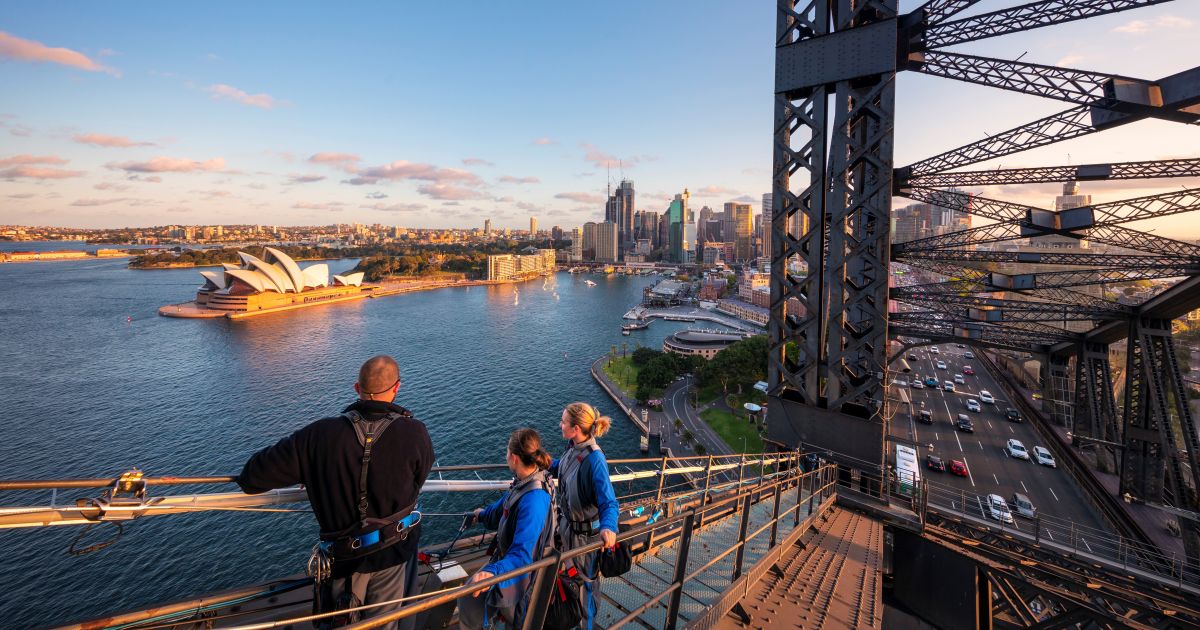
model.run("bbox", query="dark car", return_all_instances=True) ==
[907,353,918,361]
[926,455,945,472]
[918,409,933,424]
[925,376,939,387]
[956,414,974,432]
[1005,408,1022,423]
[949,459,968,477]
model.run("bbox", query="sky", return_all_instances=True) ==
[0,1,1198,234]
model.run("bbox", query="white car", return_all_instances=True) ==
[966,399,981,412]
[979,390,995,404]
[930,347,939,354]
[1033,446,1056,468]
[1006,439,1030,460]
[986,494,1014,524]
[936,360,947,370]
[964,351,974,359]
[911,380,924,389]
[953,374,965,384]
[943,381,955,392]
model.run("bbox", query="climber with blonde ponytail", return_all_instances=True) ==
[458,428,555,629]
[550,402,620,629]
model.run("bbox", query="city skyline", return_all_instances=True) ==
[1,2,1198,236]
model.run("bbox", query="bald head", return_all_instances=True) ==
[356,355,400,401]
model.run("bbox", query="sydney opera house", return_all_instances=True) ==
[187,247,371,314]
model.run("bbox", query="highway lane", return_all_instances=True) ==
[898,343,1110,537]
[663,376,733,457]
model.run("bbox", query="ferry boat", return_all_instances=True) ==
[621,319,650,332]
[584,279,597,286]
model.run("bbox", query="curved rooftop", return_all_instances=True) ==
[199,248,363,296]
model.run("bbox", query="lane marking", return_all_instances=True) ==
[1080,537,1092,553]
[978,440,984,451]
[1020,480,1028,493]
[993,473,999,485]
[1049,487,1060,502]
[955,430,963,452]
[1008,425,1015,434]
[963,456,976,487]
[935,432,940,441]
[1046,529,1054,541]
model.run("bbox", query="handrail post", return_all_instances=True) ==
[794,468,805,526]
[647,455,669,550]
[758,452,767,487]
[665,512,696,630]
[521,555,561,630]
[769,481,782,548]
[735,453,746,512]
[732,494,753,581]
[697,454,714,528]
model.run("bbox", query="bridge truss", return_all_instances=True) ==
[767,0,1200,565]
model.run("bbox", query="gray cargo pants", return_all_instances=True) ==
[319,560,413,630]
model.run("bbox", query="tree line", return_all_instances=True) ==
[630,335,767,404]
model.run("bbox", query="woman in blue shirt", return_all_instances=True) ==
[552,402,620,630]
[459,428,554,629]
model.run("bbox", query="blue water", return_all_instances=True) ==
[0,253,709,626]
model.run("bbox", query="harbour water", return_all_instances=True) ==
[0,247,718,625]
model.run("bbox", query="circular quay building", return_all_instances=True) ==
[662,330,746,360]
[160,247,371,319]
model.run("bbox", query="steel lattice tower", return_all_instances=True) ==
[767,0,1200,563]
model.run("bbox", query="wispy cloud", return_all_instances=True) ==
[8,193,37,199]
[417,183,489,200]
[362,202,426,212]
[579,142,648,169]
[344,160,483,187]
[0,154,68,167]
[462,157,494,166]
[206,84,278,109]
[93,182,130,191]
[308,152,362,168]
[498,175,540,184]
[555,191,604,204]
[1054,54,1085,67]
[533,137,556,146]
[690,185,741,198]
[366,191,388,199]
[286,173,326,184]
[73,133,154,148]
[71,197,132,206]
[1113,15,1193,34]
[107,156,226,173]
[291,201,346,211]
[0,31,119,76]
[0,166,84,179]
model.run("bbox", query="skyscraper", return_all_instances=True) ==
[605,179,635,254]
[760,194,772,260]
[668,189,692,263]
[583,222,597,260]
[530,217,537,235]
[571,227,583,260]
[484,219,492,238]
[595,221,619,262]
[726,201,754,261]
[640,211,659,249]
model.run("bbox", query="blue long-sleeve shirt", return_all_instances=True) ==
[478,488,551,583]
[551,450,620,534]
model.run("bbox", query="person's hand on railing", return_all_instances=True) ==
[467,570,494,596]
[469,508,482,526]
[600,528,617,550]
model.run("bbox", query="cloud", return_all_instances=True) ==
[345,160,483,186]
[494,196,515,203]
[516,201,538,211]
[291,201,346,210]
[691,185,742,198]
[1113,16,1192,34]
[287,173,326,184]
[127,174,163,183]
[308,152,362,168]
[462,157,495,166]
[8,193,36,199]
[1055,54,1085,67]
[362,202,426,212]
[206,84,278,109]
[0,166,84,179]
[246,182,268,190]
[193,189,232,199]
[8,125,32,137]
[555,191,604,204]
[93,182,130,191]
[365,191,388,199]
[73,133,153,148]
[0,154,68,167]
[498,175,540,184]
[733,194,757,204]
[71,197,131,206]
[0,31,118,76]
[533,137,556,146]
[107,156,226,173]
[417,183,489,200]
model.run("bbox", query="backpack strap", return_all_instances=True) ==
[343,409,407,527]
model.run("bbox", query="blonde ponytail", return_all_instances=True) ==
[564,402,611,439]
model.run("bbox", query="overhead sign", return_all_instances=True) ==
[895,443,920,493]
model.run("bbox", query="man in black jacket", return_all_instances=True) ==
[238,355,434,627]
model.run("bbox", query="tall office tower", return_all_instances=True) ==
[668,189,692,263]
[725,201,754,261]
[551,225,563,241]
[761,194,773,260]
[571,227,583,260]
[698,206,713,243]
[484,219,492,238]
[632,210,643,240]
[583,222,597,260]
[604,179,635,253]
[595,221,619,262]
[530,217,537,236]
[641,211,659,248]
[658,212,670,252]
[1032,180,1091,249]
[891,204,927,243]
[704,219,724,243]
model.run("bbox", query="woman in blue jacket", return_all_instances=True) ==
[459,428,554,629]
[553,402,620,630]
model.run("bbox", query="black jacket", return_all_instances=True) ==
[237,399,435,576]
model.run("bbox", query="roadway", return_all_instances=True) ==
[895,343,1110,542]
[661,375,734,458]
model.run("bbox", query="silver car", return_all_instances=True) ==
[966,399,981,412]
[1010,493,1036,519]
[1033,446,1056,468]
[986,494,1014,524]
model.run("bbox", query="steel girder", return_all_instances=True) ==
[1119,318,1200,562]
[1072,342,1119,447]
[921,0,1175,49]
[905,157,1200,189]
[894,248,1195,269]
[913,0,983,25]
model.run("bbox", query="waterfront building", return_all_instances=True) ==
[716,298,769,327]
[194,247,366,313]
[663,330,745,360]
[605,179,635,252]
[642,279,688,307]
[739,269,769,301]
[571,227,583,261]
[640,210,659,249]
[595,221,619,263]
[486,249,557,281]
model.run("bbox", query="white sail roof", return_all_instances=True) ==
[224,269,272,293]
[333,272,365,287]
[265,247,306,293]
[248,259,295,293]
[199,271,226,290]
[302,263,329,288]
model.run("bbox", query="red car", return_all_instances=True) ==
[949,459,969,477]
[962,365,975,375]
